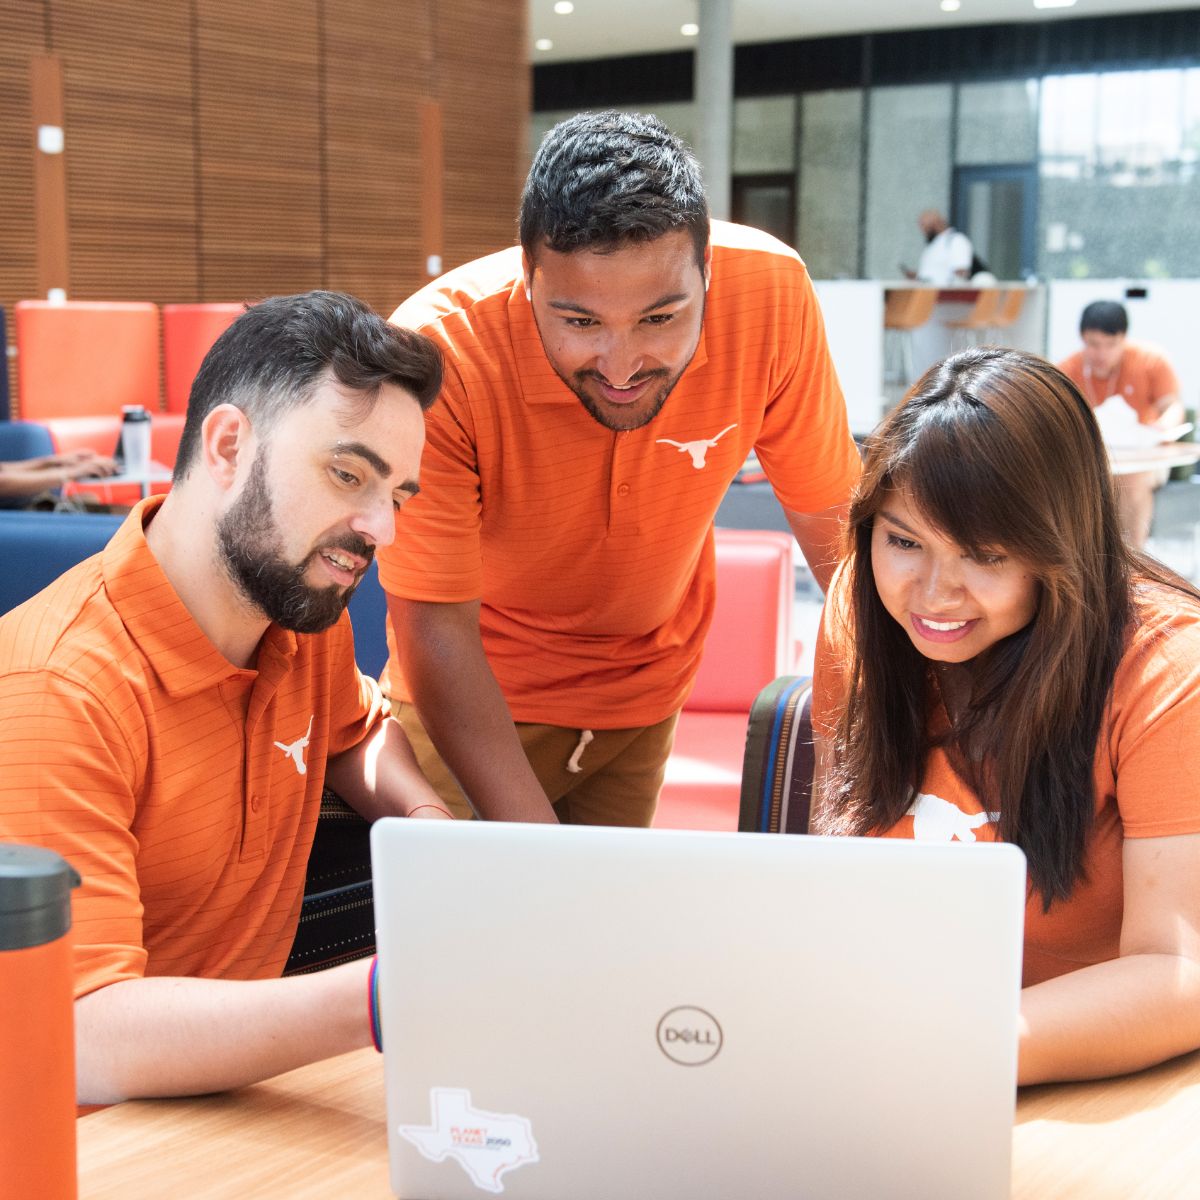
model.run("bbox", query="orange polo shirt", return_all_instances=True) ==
[0,497,386,998]
[1058,341,1180,422]
[379,221,861,727]
[812,574,1200,986]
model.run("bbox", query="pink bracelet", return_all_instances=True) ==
[408,804,453,819]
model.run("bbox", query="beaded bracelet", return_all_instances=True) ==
[368,955,383,1053]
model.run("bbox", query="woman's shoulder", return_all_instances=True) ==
[1129,576,1200,639]
[1115,576,1200,696]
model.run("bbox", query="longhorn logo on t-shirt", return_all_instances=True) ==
[274,716,314,776]
[655,423,737,469]
[907,791,1000,842]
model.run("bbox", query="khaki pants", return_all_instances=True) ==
[392,700,678,827]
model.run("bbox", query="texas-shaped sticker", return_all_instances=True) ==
[398,1087,540,1194]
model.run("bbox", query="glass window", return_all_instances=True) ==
[733,96,796,174]
[865,84,954,281]
[956,80,1038,165]
[1039,69,1200,278]
[797,89,863,279]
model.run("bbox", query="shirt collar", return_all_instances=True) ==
[102,497,298,698]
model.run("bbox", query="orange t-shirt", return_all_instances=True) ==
[0,497,387,998]
[812,577,1200,986]
[1058,341,1180,422]
[379,221,862,727]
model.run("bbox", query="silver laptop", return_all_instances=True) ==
[371,820,1025,1200]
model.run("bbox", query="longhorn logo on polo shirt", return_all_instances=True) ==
[274,716,314,776]
[907,791,1000,842]
[655,423,737,469]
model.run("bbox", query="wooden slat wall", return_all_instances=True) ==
[195,0,323,300]
[51,0,199,300]
[0,1,46,408]
[0,0,528,415]
[322,0,429,317]
[436,0,530,271]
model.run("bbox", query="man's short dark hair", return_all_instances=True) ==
[519,111,709,267]
[174,291,442,480]
[1080,300,1128,337]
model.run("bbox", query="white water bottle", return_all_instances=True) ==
[120,405,152,476]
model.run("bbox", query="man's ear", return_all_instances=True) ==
[201,404,253,491]
[521,249,534,302]
[703,243,713,292]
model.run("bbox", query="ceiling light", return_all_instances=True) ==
[553,1,574,13]
[681,22,699,36]
[940,0,960,10]
[1033,0,1076,7]
[535,37,553,50]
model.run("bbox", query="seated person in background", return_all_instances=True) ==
[0,446,117,504]
[0,291,451,1105]
[1058,299,1184,549]
[814,347,1200,1087]
[906,209,973,285]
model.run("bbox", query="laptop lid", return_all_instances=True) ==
[371,821,1025,1200]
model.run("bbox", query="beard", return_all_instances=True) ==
[216,447,373,634]
[565,366,682,432]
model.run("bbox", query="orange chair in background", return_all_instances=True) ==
[14,301,193,503]
[945,289,1003,350]
[14,301,160,420]
[983,288,1028,346]
[884,287,938,385]
[653,528,796,833]
[162,302,243,413]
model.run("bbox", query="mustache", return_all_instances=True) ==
[574,368,670,386]
[315,533,375,567]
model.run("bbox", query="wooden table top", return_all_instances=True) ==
[76,1046,1200,1198]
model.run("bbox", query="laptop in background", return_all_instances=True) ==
[371,820,1025,1200]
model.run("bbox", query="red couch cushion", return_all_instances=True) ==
[653,712,747,831]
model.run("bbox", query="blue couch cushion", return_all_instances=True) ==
[0,510,123,616]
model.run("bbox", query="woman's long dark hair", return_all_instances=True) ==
[821,347,1194,905]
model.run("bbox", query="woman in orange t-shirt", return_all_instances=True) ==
[814,347,1200,1086]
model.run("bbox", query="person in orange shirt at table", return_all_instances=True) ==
[381,110,861,826]
[813,347,1200,1085]
[0,292,451,1104]
[1058,299,1184,549]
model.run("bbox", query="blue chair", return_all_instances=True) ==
[0,510,122,613]
[0,421,58,510]
[345,559,389,681]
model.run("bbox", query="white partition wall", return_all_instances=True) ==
[813,280,885,437]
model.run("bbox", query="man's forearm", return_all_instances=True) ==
[784,502,851,593]
[324,718,453,821]
[388,596,557,823]
[74,958,373,1104]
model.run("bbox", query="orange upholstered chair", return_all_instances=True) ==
[161,303,243,413]
[14,301,160,420]
[653,528,796,832]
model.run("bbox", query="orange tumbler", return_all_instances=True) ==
[0,843,80,1200]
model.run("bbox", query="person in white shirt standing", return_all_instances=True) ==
[912,210,973,285]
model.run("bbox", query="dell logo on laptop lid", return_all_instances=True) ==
[657,1006,723,1066]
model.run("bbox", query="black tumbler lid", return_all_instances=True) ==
[0,843,81,951]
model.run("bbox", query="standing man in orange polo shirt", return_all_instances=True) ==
[1058,300,1184,548]
[0,293,449,1103]
[381,111,862,826]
